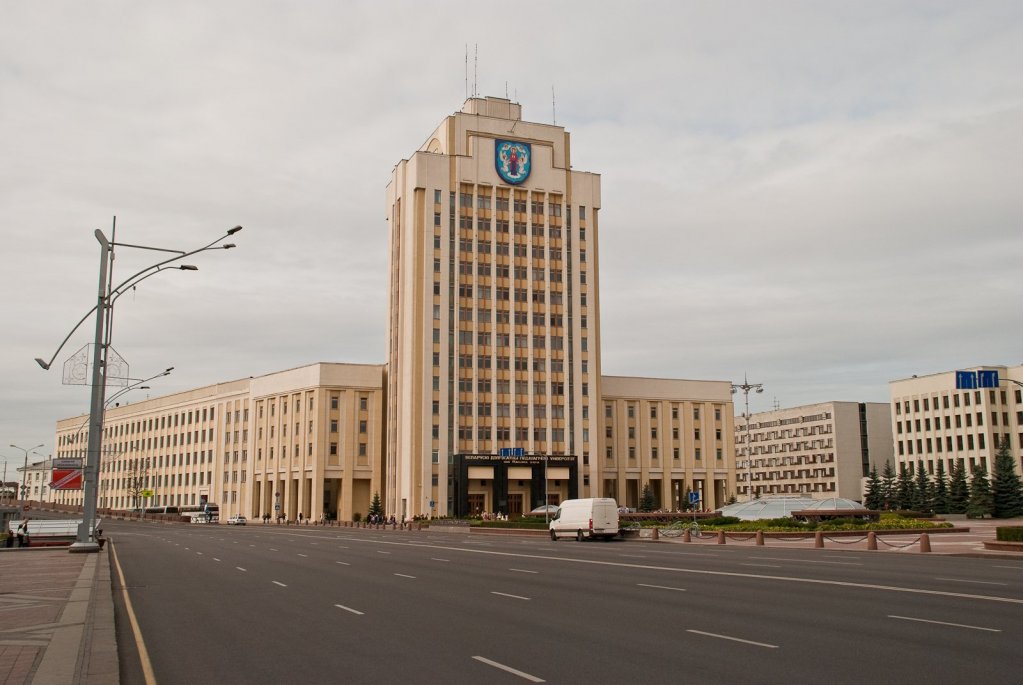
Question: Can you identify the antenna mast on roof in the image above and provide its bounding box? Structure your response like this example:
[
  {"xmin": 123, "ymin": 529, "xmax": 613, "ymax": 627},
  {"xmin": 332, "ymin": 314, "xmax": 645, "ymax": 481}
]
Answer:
[
  {"xmin": 473, "ymin": 44, "xmax": 478, "ymax": 98},
  {"xmin": 464, "ymin": 45, "xmax": 468, "ymax": 101}
]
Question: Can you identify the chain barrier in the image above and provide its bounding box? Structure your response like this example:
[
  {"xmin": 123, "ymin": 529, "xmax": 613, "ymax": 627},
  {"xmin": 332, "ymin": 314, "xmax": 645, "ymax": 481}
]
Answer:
[
  {"xmin": 725, "ymin": 533, "xmax": 757, "ymax": 542},
  {"xmin": 876, "ymin": 535, "xmax": 922, "ymax": 549},
  {"xmin": 823, "ymin": 534, "xmax": 868, "ymax": 545},
  {"xmin": 773, "ymin": 535, "xmax": 813, "ymax": 542}
]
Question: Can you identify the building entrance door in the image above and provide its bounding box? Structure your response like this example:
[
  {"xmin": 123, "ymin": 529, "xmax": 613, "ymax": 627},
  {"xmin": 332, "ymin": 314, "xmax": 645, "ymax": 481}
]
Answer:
[
  {"xmin": 507, "ymin": 494, "xmax": 523, "ymax": 518},
  {"xmin": 467, "ymin": 493, "xmax": 486, "ymax": 516}
]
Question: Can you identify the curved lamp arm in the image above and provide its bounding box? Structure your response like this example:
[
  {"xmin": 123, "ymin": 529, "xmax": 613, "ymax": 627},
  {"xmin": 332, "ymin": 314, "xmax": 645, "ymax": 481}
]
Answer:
[{"xmin": 34, "ymin": 225, "xmax": 240, "ymax": 371}]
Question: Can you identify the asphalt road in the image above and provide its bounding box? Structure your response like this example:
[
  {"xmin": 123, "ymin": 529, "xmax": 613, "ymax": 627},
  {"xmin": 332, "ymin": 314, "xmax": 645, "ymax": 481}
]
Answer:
[{"xmin": 107, "ymin": 520, "xmax": 1023, "ymax": 685}]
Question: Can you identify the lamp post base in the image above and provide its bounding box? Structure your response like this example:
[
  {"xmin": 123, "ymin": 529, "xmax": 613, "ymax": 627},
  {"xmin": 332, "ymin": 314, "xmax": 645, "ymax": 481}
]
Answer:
[{"xmin": 69, "ymin": 541, "xmax": 101, "ymax": 554}]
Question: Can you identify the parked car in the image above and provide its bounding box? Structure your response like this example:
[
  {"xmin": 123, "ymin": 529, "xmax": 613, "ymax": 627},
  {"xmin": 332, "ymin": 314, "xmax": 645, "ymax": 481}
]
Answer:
[
  {"xmin": 528, "ymin": 504, "xmax": 560, "ymax": 516},
  {"xmin": 227, "ymin": 515, "xmax": 246, "ymax": 525}
]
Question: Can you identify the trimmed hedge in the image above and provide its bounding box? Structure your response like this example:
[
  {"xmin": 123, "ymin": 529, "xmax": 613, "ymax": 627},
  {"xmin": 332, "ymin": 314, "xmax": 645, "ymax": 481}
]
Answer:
[
  {"xmin": 473, "ymin": 519, "xmax": 550, "ymax": 530},
  {"xmin": 996, "ymin": 526, "xmax": 1023, "ymax": 542}
]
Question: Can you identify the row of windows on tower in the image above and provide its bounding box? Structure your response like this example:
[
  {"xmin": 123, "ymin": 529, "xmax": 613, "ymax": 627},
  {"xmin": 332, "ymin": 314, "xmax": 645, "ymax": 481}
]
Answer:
[{"xmin": 441, "ymin": 188, "xmax": 586, "ymax": 219}]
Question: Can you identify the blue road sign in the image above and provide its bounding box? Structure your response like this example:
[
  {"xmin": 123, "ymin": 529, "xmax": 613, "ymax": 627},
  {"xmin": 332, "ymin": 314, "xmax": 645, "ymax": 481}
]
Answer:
[
  {"xmin": 688, "ymin": 491, "xmax": 700, "ymax": 505},
  {"xmin": 978, "ymin": 370, "xmax": 1000, "ymax": 388},
  {"xmin": 955, "ymin": 371, "xmax": 977, "ymax": 390}
]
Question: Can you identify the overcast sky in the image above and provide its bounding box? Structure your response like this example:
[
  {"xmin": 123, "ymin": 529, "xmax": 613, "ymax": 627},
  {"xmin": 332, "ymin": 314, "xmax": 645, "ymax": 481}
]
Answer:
[{"xmin": 2, "ymin": 1, "xmax": 1021, "ymax": 472}]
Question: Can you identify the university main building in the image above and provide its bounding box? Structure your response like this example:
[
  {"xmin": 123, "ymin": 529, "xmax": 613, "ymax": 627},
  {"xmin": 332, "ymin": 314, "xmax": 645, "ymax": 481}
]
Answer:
[{"xmin": 52, "ymin": 98, "xmax": 737, "ymax": 520}]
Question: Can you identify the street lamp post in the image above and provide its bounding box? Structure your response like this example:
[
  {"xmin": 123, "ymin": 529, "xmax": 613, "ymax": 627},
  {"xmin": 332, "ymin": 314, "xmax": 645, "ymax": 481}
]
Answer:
[
  {"xmin": 9, "ymin": 444, "xmax": 44, "ymax": 513},
  {"xmin": 731, "ymin": 376, "xmax": 764, "ymax": 502},
  {"xmin": 35, "ymin": 221, "xmax": 241, "ymax": 552}
]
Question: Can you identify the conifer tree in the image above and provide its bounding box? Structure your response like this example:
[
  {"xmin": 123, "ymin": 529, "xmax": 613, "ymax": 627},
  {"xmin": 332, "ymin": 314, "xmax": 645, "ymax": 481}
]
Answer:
[
  {"xmin": 932, "ymin": 460, "xmax": 949, "ymax": 514},
  {"xmin": 967, "ymin": 465, "xmax": 993, "ymax": 519},
  {"xmin": 948, "ymin": 459, "xmax": 970, "ymax": 514},
  {"xmin": 912, "ymin": 460, "xmax": 931, "ymax": 511},
  {"xmin": 895, "ymin": 463, "xmax": 914, "ymax": 511},
  {"xmin": 639, "ymin": 483, "xmax": 657, "ymax": 512},
  {"xmin": 368, "ymin": 491, "xmax": 383, "ymax": 518},
  {"xmin": 991, "ymin": 438, "xmax": 1023, "ymax": 518},
  {"xmin": 863, "ymin": 465, "xmax": 882, "ymax": 510},
  {"xmin": 880, "ymin": 461, "xmax": 897, "ymax": 510}
]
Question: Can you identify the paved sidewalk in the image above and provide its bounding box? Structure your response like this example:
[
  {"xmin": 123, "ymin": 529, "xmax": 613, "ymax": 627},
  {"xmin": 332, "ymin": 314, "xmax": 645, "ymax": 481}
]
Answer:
[{"xmin": 0, "ymin": 548, "xmax": 118, "ymax": 685}]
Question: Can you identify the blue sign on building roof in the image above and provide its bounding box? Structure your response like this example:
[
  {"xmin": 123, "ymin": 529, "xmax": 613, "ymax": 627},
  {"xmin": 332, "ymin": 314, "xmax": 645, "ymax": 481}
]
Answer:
[
  {"xmin": 978, "ymin": 370, "xmax": 1000, "ymax": 389},
  {"xmin": 955, "ymin": 371, "xmax": 977, "ymax": 390}
]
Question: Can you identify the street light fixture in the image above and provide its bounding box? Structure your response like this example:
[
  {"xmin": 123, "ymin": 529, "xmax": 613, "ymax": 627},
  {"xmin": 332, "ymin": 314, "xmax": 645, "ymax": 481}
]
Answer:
[
  {"xmin": 35, "ymin": 220, "xmax": 241, "ymax": 552},
  {"xmin": 9, "ymin": 443, "xmax": 44, "ymax": 513},
  {"xmin": 731, "ymin": 376, "xmax": 764, "ymax": 502}
]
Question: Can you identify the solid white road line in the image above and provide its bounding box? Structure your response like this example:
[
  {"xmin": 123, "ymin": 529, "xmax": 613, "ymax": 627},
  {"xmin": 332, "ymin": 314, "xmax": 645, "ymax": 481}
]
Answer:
[
  {"xmin": 432, "ymin": 558, "xmax": 450, "ymax": 562},
  {"xmin": 992, "ymin": 565, "xmax": 1023, "ymax": 570},
  {"xmin": 213, "ymin": 558, "xmax": 221, "ymax": 562},
  {"xmin": 491, "ymin": 591, "xmax": 531, "ymax": 600},
  {"xmin": 472, "ymin": 656, "xmax": 545, "ymax": 683},
  {"xmin": 298, "ymin": 554, "xmax": 308, "ymax": 557},
  {"xmin": 637, "ymin": 584, "xmax": 686, "ymax": 592},
  {"xmin": 888, "ymin": 615, "xmax": 1001, "ymax": 632},
  {"xmin": 272, "ymin": 581, "xmax": 287, "ymax": 587},
  {"xmin": 335, "ymin": 604, "xmax": 364, "ymax": 615},
  {"xmin": 336, "ymin": 561, "xmax": 350, "ymax": 566},
  {"xmin": 509, "ymin": 568, "xmax": 539, "ymax": 574},
  {"xmin": 236, "ymin": 567, "xmax": 247, "ymax": 572},
  {"xmin": 687, "ymin": 630, "xmax": 778, "ymax": 648},
  {"xmin": 377, "ymin": 550, "xmax": 392, "ymax": 554},
  {"xmin": 270, "ymin": 548, "xmax": 278, "ymax": 551},
  {"xmin": 394, "ymin": 573, "xmax": 416, "ymax": 579},
  {"xmin": 934, "ymin": 577, "xmax": 1008, "ymax": 586},
  {"xmin": 741, "ymin": 563, "xmax": 782, "ymax": 569}
]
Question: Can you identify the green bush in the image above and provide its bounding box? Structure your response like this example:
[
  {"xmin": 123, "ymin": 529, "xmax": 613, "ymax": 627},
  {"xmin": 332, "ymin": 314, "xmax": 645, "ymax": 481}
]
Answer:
[
  {"xmin": 996, "ymin": 526, "xmax": 1023, "ymax": 542},
  {"xmin": 700, "ymin": 516, "xmax": 741, "ymax": 526},
  {"xmin": 473, "ymin": 519, "xmax": 550, "ymax": 530},
  {"xmin": 352, "ymin": 512, "xmax": 362, "ymax": 522}
]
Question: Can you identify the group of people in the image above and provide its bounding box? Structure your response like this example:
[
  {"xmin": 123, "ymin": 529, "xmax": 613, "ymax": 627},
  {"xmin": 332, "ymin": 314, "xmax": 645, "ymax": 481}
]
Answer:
[
  {"xmin": 476, "ymin": 511, "xmax": 508, "ymax": 521},
  {"xmin": 3, "ymin": 518, "xmax": 30, "ymax": 548},
  {"xmin": 260, "ymin": 512, "xmax": 328, "ymax": 525},
  {"xmin": 366, "ymin": 514, "xmax": 397, "ymax": 525}
]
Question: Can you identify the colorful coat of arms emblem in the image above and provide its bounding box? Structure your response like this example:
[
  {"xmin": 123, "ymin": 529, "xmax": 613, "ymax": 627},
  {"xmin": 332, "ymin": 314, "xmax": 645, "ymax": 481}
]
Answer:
[{"xmin": 495, "ymin": 139, "xmax": 531, "ymax": 185}]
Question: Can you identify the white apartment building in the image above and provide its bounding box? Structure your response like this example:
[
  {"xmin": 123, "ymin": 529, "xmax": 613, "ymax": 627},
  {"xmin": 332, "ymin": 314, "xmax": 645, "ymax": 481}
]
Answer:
[{"xmin": 734, "ymin": 402, "xmax": 892, "ymax": 501}]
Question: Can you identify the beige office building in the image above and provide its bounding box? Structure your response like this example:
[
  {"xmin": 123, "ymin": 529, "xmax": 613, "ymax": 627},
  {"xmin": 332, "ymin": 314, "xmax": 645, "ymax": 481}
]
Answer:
[
  {"xmin": 733, "ymin": 402, "xmax": 892, "ymax": 501},
  {"xmin": 52, "ymin": 363, "xmax": 385, "ymax": 521},
  {"xmin": 51, "ymin": 97, "xmax": 736, "ymax": 519},
  {"xmin": 385, "ymin": 96, "xmax": 603, "ymax": 519},
  {"xmin": 601, "ymin": 377, "xmax": 736, "ymax": 510},
  {"xmin": 889, "ymin": 365, "xmax": 1023, "ymax": 477}
]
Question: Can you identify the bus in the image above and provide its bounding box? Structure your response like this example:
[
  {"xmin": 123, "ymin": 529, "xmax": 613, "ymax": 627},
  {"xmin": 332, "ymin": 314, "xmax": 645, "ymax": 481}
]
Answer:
[
  {"xmin": 180, "ymin": 503, "xmax": 220, "ymax": 523},
  {"xmin": 143, "ymin": 506, "xmax": 180, "ymax": 515}
]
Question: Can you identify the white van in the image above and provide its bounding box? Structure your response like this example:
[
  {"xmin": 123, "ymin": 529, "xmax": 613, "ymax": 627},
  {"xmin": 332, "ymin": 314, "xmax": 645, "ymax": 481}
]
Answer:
[{"xmin": 549, "ymin": 498, "xmax": 620, "ymax": 541}]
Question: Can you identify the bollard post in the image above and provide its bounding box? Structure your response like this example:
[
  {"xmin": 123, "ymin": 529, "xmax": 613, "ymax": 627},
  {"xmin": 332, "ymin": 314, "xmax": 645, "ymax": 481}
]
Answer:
[
  {"xmin": 683, "ymin": 528, "xmax": 691, "ymax": 543},
  {"xmin": 919, "ymin": 532, "xmax": 931, "ymax": 553},
  {"xmin": 814, "ymin": 531, "xmax": 824, "ymax": 548},
  {"xmin": 756, "ymin": 531, "xmax": 764, "ymax": 546},
  {"xmin": 867, "ymin": 531, "xmax": 877, "ymax": 551},
  {"xmin": 651, "ymin": 527, "xmax": 659, "ymax": 541},
  {"xmin": 717, "ymin": 531, "xmax": 725, "ymax": 545}
]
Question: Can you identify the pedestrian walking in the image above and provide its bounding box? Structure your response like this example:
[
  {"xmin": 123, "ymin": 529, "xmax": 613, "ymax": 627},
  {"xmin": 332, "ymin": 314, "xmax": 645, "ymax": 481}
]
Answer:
[{"xmin": 16, "ymin": 519, "xmax": 28, "ymax": 547}]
